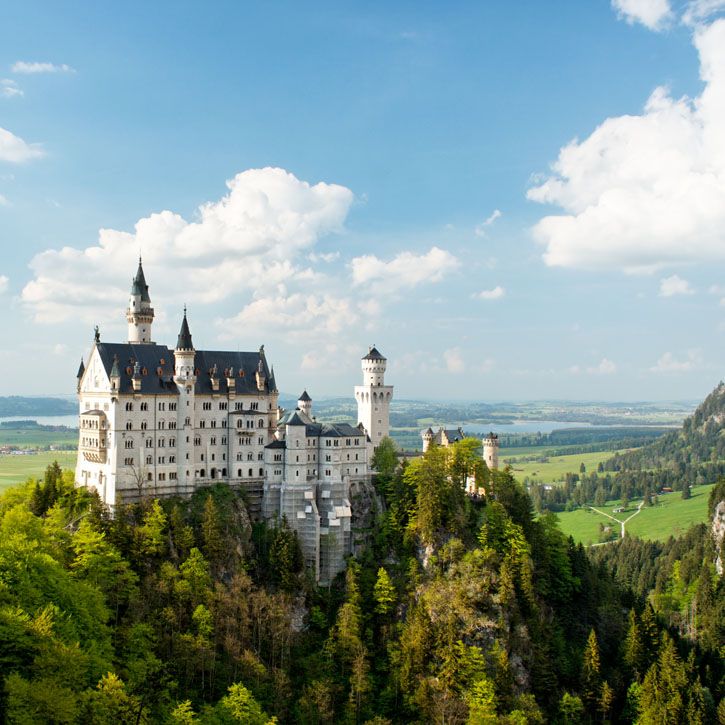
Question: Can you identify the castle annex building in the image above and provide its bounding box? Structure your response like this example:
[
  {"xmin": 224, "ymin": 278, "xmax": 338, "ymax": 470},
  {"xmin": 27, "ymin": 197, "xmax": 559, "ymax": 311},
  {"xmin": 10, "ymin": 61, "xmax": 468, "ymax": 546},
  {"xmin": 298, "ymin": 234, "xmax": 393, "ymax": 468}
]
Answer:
[{"xmin": 75, "ymin": 260, "xmax": 393, "ymax": 582}]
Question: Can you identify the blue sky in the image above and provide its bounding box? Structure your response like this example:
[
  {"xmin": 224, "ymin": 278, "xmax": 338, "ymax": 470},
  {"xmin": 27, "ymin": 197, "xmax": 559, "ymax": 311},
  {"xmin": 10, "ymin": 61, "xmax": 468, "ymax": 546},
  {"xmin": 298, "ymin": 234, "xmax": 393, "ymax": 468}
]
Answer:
[{"xmin": 1, "ymin": 0, "xmax": 725, "ymax": 401}]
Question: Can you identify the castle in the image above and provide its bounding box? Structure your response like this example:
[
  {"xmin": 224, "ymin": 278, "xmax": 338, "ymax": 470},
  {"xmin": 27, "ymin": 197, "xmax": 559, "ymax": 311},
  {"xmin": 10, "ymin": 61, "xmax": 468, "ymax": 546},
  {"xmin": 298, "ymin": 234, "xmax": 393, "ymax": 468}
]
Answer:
[{"xmin": 75, "ymin": 260, "xmax": 393, "ymax": 583}]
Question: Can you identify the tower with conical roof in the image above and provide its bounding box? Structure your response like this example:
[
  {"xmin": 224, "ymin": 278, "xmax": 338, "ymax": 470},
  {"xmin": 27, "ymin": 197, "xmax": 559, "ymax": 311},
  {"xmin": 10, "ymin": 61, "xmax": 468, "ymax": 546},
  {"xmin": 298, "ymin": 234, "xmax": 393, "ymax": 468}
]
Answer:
[
  {"xmin": 354, "ymin": 345, "xmax": 393, "ymax": 447},
  {"xmin": 174, "ymin": 307, "xmax": 197, "ymax": 494},
  {"xmin": 126, "ymin": 258, "xmax": 155, "ymax": 343}
]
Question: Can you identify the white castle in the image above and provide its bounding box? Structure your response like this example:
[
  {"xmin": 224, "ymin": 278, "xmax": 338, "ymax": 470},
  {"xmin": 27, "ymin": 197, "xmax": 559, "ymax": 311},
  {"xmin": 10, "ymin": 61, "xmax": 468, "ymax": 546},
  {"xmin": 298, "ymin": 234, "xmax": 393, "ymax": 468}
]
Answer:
[{"xmin": 75, "ymin": 260, "xmax": 393, "ymax": 582}]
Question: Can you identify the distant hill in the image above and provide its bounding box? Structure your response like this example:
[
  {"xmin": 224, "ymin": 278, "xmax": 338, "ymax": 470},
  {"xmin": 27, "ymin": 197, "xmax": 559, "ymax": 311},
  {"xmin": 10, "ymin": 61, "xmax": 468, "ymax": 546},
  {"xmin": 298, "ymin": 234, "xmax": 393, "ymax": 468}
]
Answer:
[
  {"xmin": 0, "ymin": 396, "xmax": 77, "ymax": 417},
  {"xmin": 605, "ymin": 381, "xmax": 725, "ymax": 477}
]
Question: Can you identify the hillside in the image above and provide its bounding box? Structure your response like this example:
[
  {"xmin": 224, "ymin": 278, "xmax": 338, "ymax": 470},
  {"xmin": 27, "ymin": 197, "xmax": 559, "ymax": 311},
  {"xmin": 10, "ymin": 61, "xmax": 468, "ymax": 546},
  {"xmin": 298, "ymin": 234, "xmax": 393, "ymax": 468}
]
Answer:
[
  {"xmin": 605, "ymin": 381, "xmax": 725, "ymax": 474},
  {"xmin": 0, "ymin": 396, "xmax": 76, "ymax": 417}
]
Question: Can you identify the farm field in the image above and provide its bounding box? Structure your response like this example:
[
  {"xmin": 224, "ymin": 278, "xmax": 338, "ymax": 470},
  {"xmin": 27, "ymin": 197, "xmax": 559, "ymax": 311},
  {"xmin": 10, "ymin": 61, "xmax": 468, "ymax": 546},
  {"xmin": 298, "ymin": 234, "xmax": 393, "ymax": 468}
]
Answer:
[
  {"xmin": 555, "ymin": 482, "xmax": 715, "ymax": 545},
  {"xmin": 504, "ymin": 449, "xmax": 620, "ymax": 483},
  {"xmin": 0, "ymin": 451, "xmax": 76, "ymax": 492},
  {"xmin": 0, "ymin": 426, "xmax": 77, "ymax": 448}
]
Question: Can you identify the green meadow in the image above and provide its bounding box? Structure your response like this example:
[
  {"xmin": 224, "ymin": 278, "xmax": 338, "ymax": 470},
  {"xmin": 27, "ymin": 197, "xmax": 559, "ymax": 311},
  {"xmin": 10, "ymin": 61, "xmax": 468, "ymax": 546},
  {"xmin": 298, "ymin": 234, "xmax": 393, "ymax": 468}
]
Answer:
[
  {"xmin": 0, "ymin": 451, "xmax": 77, "ymax": 492},
  {"xmin": 503, "ymin": 449, "xmax": 622, "ymax": 483},
  {"xmin": 555, "ymin": 483, "xmax": 715, "ymax": 545}
]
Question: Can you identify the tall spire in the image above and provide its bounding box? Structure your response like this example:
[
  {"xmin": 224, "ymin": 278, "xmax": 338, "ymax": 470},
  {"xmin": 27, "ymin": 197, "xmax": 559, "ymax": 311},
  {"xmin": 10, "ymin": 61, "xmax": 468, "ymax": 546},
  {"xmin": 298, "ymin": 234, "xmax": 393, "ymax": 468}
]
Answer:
[
  {"xmin": 126, "ymin": 258, "xmax": 154, "ymax": 343},
  {"xmin": 176, "ymin": 306, "xmax": 194, "ymax": 350},
  {"xmin": 130, "ymin": 257, "xmax": 151, "ymax": 302}
]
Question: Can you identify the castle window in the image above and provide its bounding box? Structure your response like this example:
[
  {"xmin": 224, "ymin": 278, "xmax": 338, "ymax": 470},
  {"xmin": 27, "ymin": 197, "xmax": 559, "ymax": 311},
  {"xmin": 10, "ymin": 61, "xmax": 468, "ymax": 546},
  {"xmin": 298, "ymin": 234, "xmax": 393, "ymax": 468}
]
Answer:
[
  {"xmin": 201, "ymin": 454, "xmax": 205, "ymax": 461},
  {"xmin": 346, "ymin": 438, "xmax": 351, "ymax": 445},
  {"xmin": 251, "ymin": 403, "xmax": 258, "ymax": 411},
  {"xmin": 326, "ymin": 440, "xmax": 331, "ymax": 447},
  {"xmin": 355, "ymin": 438, "xmax": 360, "ymax": 445},
  {"xmin": 235, "ymin": 402, "xmax": 243, "ymax": 410},
  {"xmin": 355, "ymin": 454, "xmax": 358, "ymax": 460},
  {"xmin": 170, "ymin": 438, "xmax": 175, "ymax": 447},
  {"xmin": 158, "ymin": 457, "xmax": 165, "ymax": 464},
  {"xmin": 141, "ymin": 421, "xmax": 147, "ymax": 430},
  {"xmin": 124, "ymin": 457, "xmax": 133, "ymax": 465},
  {"xmin": 238, "ymin": 468, "xmax": 242, "ymax": 476},
  {"xmin": 247, "ymin": 453, "xmax": 253, "ymax": 461},
  {"xmin": 219, "ymin": 402, "xmax": 227, "ymax": 410},
  {"xmin": 126, "ymin": 421, "xmax": 132, "ymax": 430},
  {"xmin": 158, "ymin": 439, "xmax": 165, "ymax": 447},
  {"xmin": 146, "ymin": 456, "xmax": 152, "ymax": 465},
  {"xmin": 146, "ymin": 438, "xmax": 152, "ymax": 448},
  {"xmin": 159, "ymin": 420, "xmax": 165, "ymax": 430},
  {"xmin": 222, "ymin": 468, "xmax": 227, "ymax": 476},
  {"xmin": 169, "ymin": 402, "xmax": 177, "ymax": 411},
  {"xmin": 259, "ymin": 468, "xmax": 263, "ymax": 476},
  {"xmin": 248, "ymin": 468, "xmax": 253, "ymax": 477},
  {"xmin": 258, "ymin": 437, "xmax": 264, "ymax": 445},
  {"xmin": 125, "ymin": 440, "xmax": 133, "ymax": 449},
  {"xmin": 125, "ymin": 402, "xmax": 133, "ymax": 411},
  {"xmin": 194, "ymin": 437, "xmax": 201, "ymax": 446},
  {"xmin": 211, "ymin": 420, "xmax": 216, "ymax": 428},
  {"xmin": 258, "ymin": 419, "xmax": 264, "ymax": 428},
  {"xmin": 221, "ymin": 437, "xmax": 227, "ymax": 445},
  {"xmin": 141, "ymin": 402, "xmax": 148, "ymax": 412},
  {"xmin": 237, "ymin": 453, "xmax": 243, "ymax": 461},
  {"xmin": 199, "ymin": 420, "xmax": 205, "ymax": 428},
  {"xmin": 169, "ymin": 456, "xmax": 175, "ymax": 463},
  {"xmin": 169, "ymin": 421, "xmax": 176, "ymax": 429},
  {"xmin": 326, "ymin": 454, "xmax": 332, "ymax": 463},
  {"xmin": 158, "ymin": 402, "xmax": 165, "ymax": 411},
  {"xmin": 237, "ymin": 419, "xmax": 243, "ymax": 428},
  {"xmin": 333, "ymin": 440, "xmax": 339, "ymax": 447},
  {"xmin": 200, "ymin": 469, "xmax": 205, "ymax": 477},
  {"xmin": 147, "ymin": 472, "xmax": 152, "ymax": 481}
]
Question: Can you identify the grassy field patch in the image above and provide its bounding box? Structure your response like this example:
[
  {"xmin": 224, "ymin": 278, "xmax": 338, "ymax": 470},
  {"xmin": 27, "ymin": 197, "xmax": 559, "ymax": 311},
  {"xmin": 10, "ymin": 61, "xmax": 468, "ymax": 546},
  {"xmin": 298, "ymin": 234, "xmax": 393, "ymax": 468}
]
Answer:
[
  {"xmin": 504, "ymin": 450, "xmax": 620, "ymax": 484},
  {"xmin": 0, "ymin": 451, "xmax": 76, "ymax": 492}
]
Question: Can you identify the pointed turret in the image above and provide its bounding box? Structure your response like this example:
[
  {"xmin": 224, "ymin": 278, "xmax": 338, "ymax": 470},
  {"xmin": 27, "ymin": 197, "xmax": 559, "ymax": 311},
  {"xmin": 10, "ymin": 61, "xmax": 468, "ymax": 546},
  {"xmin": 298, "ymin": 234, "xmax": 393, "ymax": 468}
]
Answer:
[
  {"xmin": 176, "ymin": 307, "xmax": 194, "ymax": 350},
  {"xmin": 76, "ymin": 358, "xmax": 85, "ymax": 379},
  {"xmin": 269, "ymin": 365, "xmax": 278, "ymax": 393},
  {"xmin": 174, "ymin": 307, "xmax": 196, "ymax": 383},
  {"xmin": 110, "ymin": 355, "xmax": 121, "ymax": 394},
  {"xmin": 126, "ymin": 258, "xmax": 155, "ymax": 344},
  {"xmin": 298, "ymin": 390, "xmax": 312, "ymax": 417}
]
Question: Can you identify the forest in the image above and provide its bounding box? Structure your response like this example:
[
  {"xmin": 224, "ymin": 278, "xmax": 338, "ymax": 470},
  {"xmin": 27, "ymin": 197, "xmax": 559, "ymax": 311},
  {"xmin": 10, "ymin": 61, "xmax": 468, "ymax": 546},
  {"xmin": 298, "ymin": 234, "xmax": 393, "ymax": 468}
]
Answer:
[{"xmin": 0, "ymin": 435, "xmax": 722, "ymax": 724}]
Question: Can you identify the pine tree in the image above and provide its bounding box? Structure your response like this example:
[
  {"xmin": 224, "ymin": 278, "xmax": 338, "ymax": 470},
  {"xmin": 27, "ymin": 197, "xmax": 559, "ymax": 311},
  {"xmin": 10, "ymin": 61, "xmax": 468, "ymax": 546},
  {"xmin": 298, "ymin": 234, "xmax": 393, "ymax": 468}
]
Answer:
[
  {"xmin": 201, "ymin": 494, "xmax": 225, "ymax": 570},
  {"xmin": 373, "ymin": 567, "xmax": 395, "ymax": 617},
  {"xmin": 581, "ymin": 629, "xmax": 602, "ymax": 714},
  {"xmin": 623, "ymin": 609, "xmax": 645, "ymax": 680},
  {"xmin": 639, "ymin": 635, "xmax": 687, "ymax": 724},
  {"xmin": 599, "ymin": 681, "xmax": 614, "ymax": 723}
]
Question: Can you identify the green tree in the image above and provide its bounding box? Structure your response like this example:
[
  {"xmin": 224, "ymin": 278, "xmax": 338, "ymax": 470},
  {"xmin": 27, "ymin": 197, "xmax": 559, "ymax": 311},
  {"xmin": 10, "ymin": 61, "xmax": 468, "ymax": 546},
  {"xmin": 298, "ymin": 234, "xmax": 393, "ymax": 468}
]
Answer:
[
  {"xmin": 373, "ymin": 567, "xmax": 395, "ymax": 617},
  {"xmin": 581, "ymin": 629, "xmax": 601, "ymax": 713},
  {"xmin": 372, "ymin": 436, "xmax": 398, "ymax": 478},
  {"xmin": 623, "ymin": 609, "xmax": 645, "ymax": 680},
  {"xmin": 639, "ymin": 635, "xmax": 687, "ymax": 724},
  {"xmin": 201, "ymin": 494, "xmax": 225, "ymax": 570},
  {"xmin": 558, "ymin": 692, "xmax": 584, "ymax": 724},
  {"xmin": 212, "ymin": 682, "xmax": 276, "ymax": 724}
]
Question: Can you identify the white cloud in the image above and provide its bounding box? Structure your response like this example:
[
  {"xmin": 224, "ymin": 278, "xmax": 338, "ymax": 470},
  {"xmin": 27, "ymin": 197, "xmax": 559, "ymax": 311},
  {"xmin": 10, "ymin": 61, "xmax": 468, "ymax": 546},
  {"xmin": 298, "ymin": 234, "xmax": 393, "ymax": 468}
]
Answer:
[
  {"xmin": 612, "ymin": 0, "xmax": 673, "ymax": 30},
  {"xmin": 650, "ymin": 350, "xmax": 702, "ymax": 372},
  {"xmin": 308, "ymin": 251, "xmax": 340, "ymax": 263},
  {"xmin": 0, "ymin": 275, "xmax": 8, "ymax": 294},
  {"xmin": 53, "ymin": 343, "xmax": 68, "ymax": 356},
  {"xmin": 22, "ymin": 167, "xmax": 354, "ymax": 323},
  {"xmin": 0, "ymin": 194, "xmax": 8, "ymax": 206},
  {"xmin": 659, "ymin": 274, "xmax": 695, "ymax": 296},
  {"xmin": 474, "ymin": 209, "xmax": 502, "ymax": 236},
  {"xmin": 472, "ymin": 285, "xmax": 505, "ymax": 300},
  {"xmin": 11, "ymin": 61, "xmax": 75, "ymax": 74},
  {"xmin": 1, "ymin": 79, "xmax": 23, "ymax": 98},
  {"xmin": 443, "ymin": 347, "xmax": 465, "ymax": 374},
  {"xmin": 350, "ymin": 246, "xmax": 459, "ymax": 294},
  {"xmin": 0, "ymin": 127, "xmax": 44, "ymax": 163},
  {"xmin": 528, "ymin": 19, "xmax": 725, "ymax": 274},
  {"xmin": 587, "ymin": 358, "xmax": 617, "ymax": 375},
  {"xmin": 683, "ymin": 0, "xmax": 725, "ymax": 26}
]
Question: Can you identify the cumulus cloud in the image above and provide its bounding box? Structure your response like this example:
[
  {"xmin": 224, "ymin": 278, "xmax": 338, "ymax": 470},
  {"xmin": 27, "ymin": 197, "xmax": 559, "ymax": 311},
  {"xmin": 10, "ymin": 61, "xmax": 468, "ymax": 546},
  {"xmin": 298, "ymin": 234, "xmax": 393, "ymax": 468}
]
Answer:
[
  {"xmin": 0, "ymin": 127, "xmax": 44, "ymax": 163},
  {"xmin": 650, "ymin": 350, "xmax": 702, "ymax": 372},
  {"xmin": 528, "ymin": 19, "xmax": 725, "ymax": 274},
  {"xmin": 589, "ymin": 358, "xmax": 617, "ymax": 375},
  {"xmin": 612, "ymin": 0, "xmax": 673, "ymax": 30},
  {"xmin": 0, "ymin": 275, "xmax": 8, "ymax": 293},
  {"xmin": 474, "ymin": 209, "xmax": 502, "ymax": 237},
  {"xmin": 659, "ymin": 274, "xmax": 695, "ymax": 296},
  {"xmin": 22, "ymin": 168, "xmax": 354, "ymax": 323},
  {"xmin": 0, "ymin": 194, "xmax": 8, "ymax": 206},
  {"xmin": 350, "ymin": 246, "xmax": 459, "ymax": 294},
  {"xmin": 1, "ymin": 79, "xmax": 23, "ymax": 98},
  {"xmin": 443, "ymin": 347, "xmax": 465, "ymax": 373},
  {"xmin": 472, "ymin": 285, "xmax": 505, "ymax": 300},
  {"xmin": 11, "ymin": 61, "xmax": 74, "ymax": 74}
]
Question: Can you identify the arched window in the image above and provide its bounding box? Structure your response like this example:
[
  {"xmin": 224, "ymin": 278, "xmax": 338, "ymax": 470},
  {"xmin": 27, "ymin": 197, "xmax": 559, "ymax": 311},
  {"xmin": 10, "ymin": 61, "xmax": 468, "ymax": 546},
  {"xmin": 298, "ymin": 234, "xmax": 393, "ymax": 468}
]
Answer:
[
  {"xmin": 248, "ymin": 468, "xmax": 253, "ymax": 477},
  {"xmin": 211, "ymin": 468, "xmax": 216, "ymax": 479},
  {"xmin": 258, "ymin": 419, "xmax": 264, "ymax": 428},
  {"xmin": 259, "ymin": 468, "xmax": 263, "ymax": 476},
  {"xmin": 222, "ymin": 468, "xmax": 227, "ymax": 476},
  {"xmin": 200, "ymin": 469, "xmax": 205, "ymax": 478}
]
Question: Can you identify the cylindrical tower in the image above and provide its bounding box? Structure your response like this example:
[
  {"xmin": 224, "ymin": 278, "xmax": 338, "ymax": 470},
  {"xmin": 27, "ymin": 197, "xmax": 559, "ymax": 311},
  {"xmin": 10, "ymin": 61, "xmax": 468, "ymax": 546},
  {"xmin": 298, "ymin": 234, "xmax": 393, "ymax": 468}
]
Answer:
[
  {"xmin": 126, "ymin": 258, "xmax": 155, "ymax": 344},
  {"xmin": 483, "ymin": 432, "xmax": 499, "ymax": 470},
  {"xmin": 421, "ymin": 427, "xmax": 434, "ymax": 452}
]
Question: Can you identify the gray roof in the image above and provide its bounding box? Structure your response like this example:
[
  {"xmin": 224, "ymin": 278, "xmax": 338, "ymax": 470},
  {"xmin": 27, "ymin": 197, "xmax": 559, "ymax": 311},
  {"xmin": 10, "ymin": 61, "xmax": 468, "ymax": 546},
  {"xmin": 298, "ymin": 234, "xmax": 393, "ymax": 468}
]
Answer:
[
  {"xmin": 277, "ymin": 407, "xmax": 365, "ymax": 439},
  {"xmin": 298, "ymin": 390, "xmax": 311, "ymax": 402},
  {"xmin": 176, "ymin": 310, "xmax": 193, "ymax": 350},
  {"xmin": 285, "ymin": 410, "xmax": 307, "ymax": 427},
  {"xmin": 77, "ymin": 358, "xmax": 85, "ymax": 379},
  {"xmin": 95, "ymin": 343, "xmax": 273, "ymax": 396},
  {"xmin": 130, "ymin": 259, "xmax": 151, "ymax": 302},
  {"xmin": 265, "ymin": 439, "xmax": 286, "ymax": 449},
  {"xmin": 362, "ymin": 346, "xmax": 385, "ymax": 361}
]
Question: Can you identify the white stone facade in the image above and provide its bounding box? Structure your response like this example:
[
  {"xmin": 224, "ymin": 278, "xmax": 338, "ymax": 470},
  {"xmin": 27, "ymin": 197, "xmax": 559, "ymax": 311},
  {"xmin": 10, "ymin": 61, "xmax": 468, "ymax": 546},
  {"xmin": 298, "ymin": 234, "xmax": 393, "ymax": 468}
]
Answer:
[{"xmin": 75, "ymin": 261, "xmax": 392, "ymax": 582}]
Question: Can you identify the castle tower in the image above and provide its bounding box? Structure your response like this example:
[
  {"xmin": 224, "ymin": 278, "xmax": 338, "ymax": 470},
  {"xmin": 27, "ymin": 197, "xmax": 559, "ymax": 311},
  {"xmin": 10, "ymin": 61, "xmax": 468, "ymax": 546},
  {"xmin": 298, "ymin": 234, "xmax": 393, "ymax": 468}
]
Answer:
[
  {"xmin": 174, "ymin": 308, "xmax": 196, "ymax": 493},
  {"xmin": 421, "ymin": 427, "xmax": 434, "ymax": 452},
  {"xmin": 483, "ymin": 432, "xmax": 499, "ymax": 470},
  {"xmin": 298, "ymin": 390, "xmax": 312, "ymax": 418},
  {"xmin": 354, "ymin": 346, "xmax": 393, "ymax": 447},
  {"xmin": 126, "ymin": 258, "xmax": 155, "ymax": 344}
]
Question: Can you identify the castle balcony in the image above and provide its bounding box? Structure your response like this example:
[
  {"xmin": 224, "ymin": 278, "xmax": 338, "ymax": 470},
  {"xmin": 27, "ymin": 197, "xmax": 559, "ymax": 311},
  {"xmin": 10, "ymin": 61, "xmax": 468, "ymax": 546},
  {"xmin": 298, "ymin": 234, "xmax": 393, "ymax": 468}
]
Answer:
[{"xmin": 80, "ymin": 410, "xmax": 108, "ymax": 464}]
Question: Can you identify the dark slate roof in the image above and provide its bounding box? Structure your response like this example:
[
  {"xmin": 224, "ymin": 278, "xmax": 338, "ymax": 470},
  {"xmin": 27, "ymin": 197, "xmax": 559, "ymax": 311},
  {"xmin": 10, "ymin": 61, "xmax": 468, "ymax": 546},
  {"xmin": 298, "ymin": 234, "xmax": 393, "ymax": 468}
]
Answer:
[
  {"xmin": 76, "ymin": 358, "xmax": 85, "ymax": 379},
  {"xmin": 110, "ymin": 355, "xmax": 120, "ymax": 378},
  {"xmin": 444, "ymin": 428, "xmax": 465, "ymax": 442},
  {"xmin": 362, "ymin": 346, "xmax": 385, "ymax": 361},
  {"xmin": 95, "ymin": 343, "xmax": 273, "ymax": 396},
  {"xmin": 285, "ymin": 410, "xmax": 308, "ymax": 427},
  {"xmin": 176, "ymin": 310, "xmax": 193, "ymax": 350},
  {"xmin": 298, "ymin": 390, "xmax": 311, "ymax": 402},
  {"xmin": 130, "ymin": 259, "xmax": 151, "ymax": 302},
  {"xmin": 265, "ymin": 440, "xmax": 286, "ymax": 449}
]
